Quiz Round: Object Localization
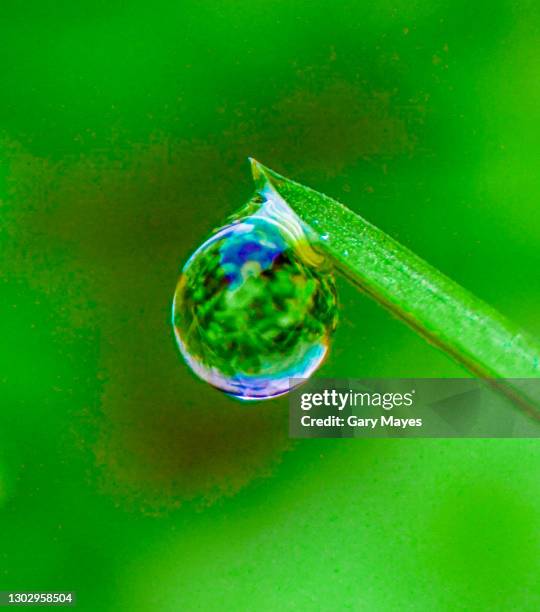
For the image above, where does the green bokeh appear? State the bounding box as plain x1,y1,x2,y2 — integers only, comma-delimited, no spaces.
1,1,539,610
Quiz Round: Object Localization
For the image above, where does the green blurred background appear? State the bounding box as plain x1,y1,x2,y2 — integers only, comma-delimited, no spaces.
1,1,540,609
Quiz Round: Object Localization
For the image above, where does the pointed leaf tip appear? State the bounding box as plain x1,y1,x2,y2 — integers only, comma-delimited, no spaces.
249,157,274,191
249,157,263,179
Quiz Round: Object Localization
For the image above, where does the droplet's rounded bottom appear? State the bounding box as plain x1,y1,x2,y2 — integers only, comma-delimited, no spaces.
174,328,328,400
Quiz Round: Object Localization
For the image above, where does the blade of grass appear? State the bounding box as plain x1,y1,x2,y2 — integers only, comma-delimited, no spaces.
250,158,540,420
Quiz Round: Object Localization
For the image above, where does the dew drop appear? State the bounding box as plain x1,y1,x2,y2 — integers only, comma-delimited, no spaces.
172,193,339,400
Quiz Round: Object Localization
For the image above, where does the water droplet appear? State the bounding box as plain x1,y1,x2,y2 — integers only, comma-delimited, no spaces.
172,195,338,400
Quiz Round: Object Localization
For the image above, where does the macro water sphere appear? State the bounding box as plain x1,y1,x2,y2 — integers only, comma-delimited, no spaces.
172,185,339,400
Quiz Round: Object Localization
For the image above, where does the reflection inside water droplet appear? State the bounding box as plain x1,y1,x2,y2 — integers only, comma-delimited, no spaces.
172,190,338,400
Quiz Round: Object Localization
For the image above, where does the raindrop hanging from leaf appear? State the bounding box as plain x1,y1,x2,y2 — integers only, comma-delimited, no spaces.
172,191,339,400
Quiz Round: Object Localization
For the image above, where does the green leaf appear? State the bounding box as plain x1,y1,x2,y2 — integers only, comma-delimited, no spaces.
250,158,540,420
